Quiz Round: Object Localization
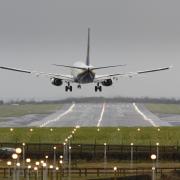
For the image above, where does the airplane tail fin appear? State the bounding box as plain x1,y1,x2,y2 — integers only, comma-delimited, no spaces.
86,28,90,66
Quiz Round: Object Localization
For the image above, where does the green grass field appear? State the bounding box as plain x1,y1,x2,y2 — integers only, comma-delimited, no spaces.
1,127,180,145
145,103,180,114
0,104,63,117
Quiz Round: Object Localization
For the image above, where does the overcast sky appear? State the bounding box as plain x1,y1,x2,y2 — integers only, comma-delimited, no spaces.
0,0,179,101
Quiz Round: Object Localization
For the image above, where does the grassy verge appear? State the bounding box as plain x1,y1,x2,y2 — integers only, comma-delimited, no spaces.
0,104,63,117
144,103,180,114
0,127,180,145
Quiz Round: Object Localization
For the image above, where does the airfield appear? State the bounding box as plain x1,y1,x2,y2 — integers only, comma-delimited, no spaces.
0,101,180,180
0,102,176,127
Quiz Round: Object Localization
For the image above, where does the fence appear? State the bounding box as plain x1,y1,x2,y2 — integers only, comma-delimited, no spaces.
0,143,180,161
0,167,179,179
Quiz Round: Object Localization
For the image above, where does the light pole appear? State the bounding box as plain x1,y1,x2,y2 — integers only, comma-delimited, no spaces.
26,158,31,180
53,146,57,180
34,167,38,180
104,143,107,175
151,154,156,180
45,156,48,180
27,165,31,180
45,155,48,164
49,165,53,180
35,161,40,180
68,146,71,180
22,143,26,169
151,154,156,168
16,162,20,180
15,147,22,180
53,146,57,167
63,142,68,168
42,163,47,180
113,166,117,180
152,166,156,180
12,153,18,180
156,142,159,167
7,161,12,180
130,143,134,168
59,160,63,180
56,167,59,180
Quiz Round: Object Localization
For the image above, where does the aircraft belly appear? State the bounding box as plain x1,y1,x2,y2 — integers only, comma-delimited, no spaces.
76,71,95,84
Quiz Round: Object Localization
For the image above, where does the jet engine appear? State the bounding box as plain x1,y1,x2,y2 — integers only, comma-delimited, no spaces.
51,78,63,86
101,79,113,86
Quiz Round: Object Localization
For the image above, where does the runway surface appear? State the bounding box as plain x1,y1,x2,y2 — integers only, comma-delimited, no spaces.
0,102,172,127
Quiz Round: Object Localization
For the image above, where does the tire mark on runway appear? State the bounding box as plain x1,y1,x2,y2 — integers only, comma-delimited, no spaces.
40,103,75,127
97,103,106,127
133,103,158,127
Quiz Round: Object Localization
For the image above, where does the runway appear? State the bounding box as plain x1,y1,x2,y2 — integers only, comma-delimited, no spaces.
0,102,172,127
27,102,171,127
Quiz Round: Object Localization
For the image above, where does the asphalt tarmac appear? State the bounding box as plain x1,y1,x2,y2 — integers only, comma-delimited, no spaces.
29,102,171,127
0,103,172,127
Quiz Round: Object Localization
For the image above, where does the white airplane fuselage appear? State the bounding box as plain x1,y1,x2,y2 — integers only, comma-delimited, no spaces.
71,61,95,84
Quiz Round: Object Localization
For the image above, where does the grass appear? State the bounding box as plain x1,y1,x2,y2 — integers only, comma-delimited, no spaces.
0,103,63,117
0,127,180,145
144,103,180,114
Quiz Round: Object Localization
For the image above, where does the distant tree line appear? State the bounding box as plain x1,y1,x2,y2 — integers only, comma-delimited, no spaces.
1,97,180,105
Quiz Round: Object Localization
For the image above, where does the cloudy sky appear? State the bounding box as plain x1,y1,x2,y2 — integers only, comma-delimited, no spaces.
0,0,179,101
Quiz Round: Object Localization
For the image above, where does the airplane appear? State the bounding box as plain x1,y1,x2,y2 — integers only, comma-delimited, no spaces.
0,28,171,92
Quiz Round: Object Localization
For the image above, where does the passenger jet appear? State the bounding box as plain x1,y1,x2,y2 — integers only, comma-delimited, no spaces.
0,28,171,92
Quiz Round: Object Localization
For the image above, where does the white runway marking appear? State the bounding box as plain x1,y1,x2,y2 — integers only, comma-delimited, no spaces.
40,103,75,127
133,103,158,127
97,103,106,127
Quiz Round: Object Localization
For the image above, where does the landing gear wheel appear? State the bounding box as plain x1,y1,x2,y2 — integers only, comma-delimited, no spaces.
95,85,102,92
99,86,102,92
77,84,81,89
65,85,72,92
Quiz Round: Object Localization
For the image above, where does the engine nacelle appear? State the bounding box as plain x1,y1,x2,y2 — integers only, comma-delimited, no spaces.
101,79,113,86
51,78,63,86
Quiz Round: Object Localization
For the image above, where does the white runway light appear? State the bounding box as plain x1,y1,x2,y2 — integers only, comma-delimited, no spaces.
40,103,75,127
133,103,158,127
97,103,106,127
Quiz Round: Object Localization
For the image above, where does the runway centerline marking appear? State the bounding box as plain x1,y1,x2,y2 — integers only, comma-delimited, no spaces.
40,103,75,127
97,103,106,127
133,103,158,127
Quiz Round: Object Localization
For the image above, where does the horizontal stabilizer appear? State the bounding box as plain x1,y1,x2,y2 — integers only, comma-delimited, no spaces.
52,64,87,70
92,64,126,70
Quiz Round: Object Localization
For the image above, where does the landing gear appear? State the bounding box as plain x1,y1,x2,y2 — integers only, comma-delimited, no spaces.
77,84,81,89
95,83,102,92
65,82,72,92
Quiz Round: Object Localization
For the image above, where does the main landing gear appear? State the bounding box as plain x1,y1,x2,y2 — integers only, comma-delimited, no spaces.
95,83,102,92
65,82,72,92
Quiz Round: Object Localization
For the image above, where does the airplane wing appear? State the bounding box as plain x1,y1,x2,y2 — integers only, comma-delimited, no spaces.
0,66,74,82
94,66,171,82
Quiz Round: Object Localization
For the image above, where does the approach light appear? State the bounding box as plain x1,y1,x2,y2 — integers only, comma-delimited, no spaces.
26,158,31,163
15,148,22,154
7,161,12,166
12,154,18,160
151,154,156,160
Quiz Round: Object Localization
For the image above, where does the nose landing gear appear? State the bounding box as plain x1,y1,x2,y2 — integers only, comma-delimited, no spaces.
95,83,102,92
77,84,81,89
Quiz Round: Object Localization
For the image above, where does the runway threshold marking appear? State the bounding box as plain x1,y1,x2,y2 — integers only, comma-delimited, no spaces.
97,103,106,127
40,103,75,127
133,103,158,127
